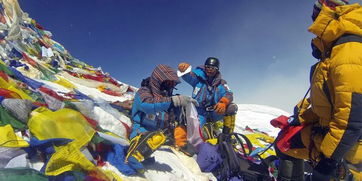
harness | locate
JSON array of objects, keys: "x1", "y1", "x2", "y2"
[
  {"x1": 323, "y1": 34, "x2": 362, "y2": 59},
  {"x1": 333, "y1": 34, "x2": 362, "y2": 46},
  {"x1": 195, "y1": 75, "x2": 218, "y2": 122}
]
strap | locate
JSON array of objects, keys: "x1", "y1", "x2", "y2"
[
  {"x1": 179, "y1": 106, "x2": 187, "y2": 126},
  {"x1": 233, "y1": 133, "x2": 253, "y2": 156},
  {"x1": 334, "y1": 34, "x2": 362, "y2": 47},
  {"x1": 346, "y1": 161, "x2": 362, "y2": 172}
]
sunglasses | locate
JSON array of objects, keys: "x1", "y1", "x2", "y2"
[{"x1": 205, "y1": 65, "x2": 218, "y2": 70}]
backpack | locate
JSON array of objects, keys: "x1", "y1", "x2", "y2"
[
  {"x1": 196, "y1": 142, "x2": 223, "y2": 172},
  {"x1": 197, "y1": 133, "x2": 276, "y2": 181}
]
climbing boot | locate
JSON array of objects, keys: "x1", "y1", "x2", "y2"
[{"x1": 125, "y1": 131, "x2": 167, "y2": 163}]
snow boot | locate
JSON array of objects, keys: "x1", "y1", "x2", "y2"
[{"x1": 125, "y1": 131, "x2": 167, "y2": 163}]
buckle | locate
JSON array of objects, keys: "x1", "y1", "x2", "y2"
[{"x1": 205, "y1": 106, "x2": 214, "y2": 112}]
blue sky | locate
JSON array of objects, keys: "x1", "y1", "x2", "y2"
[{"x1": 18, "y1": 0, "x2": 361, "y2": 112}]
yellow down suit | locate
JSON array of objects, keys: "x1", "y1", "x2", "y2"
[{"x1": 283, "y1": 4, "x2": 362, "y2": 179}]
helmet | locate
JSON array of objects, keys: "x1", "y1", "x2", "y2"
[{"x1": 204, "y1": 57, "x2": 220, "y2": 70}]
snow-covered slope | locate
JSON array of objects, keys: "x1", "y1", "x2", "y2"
[
  {"x1": 235, "y1": 104, "x2": 291, "y2": 137},
  {"x1": 119, "y1": 104, "x2": 289, "y2": 181},
  {"x1": 0, "y1": 0, "x2": 290, "y2": 180}
]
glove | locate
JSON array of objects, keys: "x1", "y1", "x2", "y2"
[
  {"x1": 178, "y1": 62, "x2": 190, "y2": 72},
  {"x1": 214, "y1": 97, "x2": 230, "y2": 115},
  {"x1": 172, "y1": 95, "x2": 198, "y2": 107},
  {"x1": 287, "y1": 115, "x2": 301, "y2": 126},
  {"x1": 312, "y1": 157, "x2": 338, "y2": 181}
]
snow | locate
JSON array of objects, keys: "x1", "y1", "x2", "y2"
[
  {"x1": 120, "y1": 103, "x2": 290, "y2": 181},
  {"x1": 0, "y1": 1, "x2": 294, "y2": 179},
  {"x1": 19, "y1": 71, "x2": 291, "y2": 180},
  {"x1": 35, "y1": 74, "x2": 290, "y2": 179},
  {"x1": 235, "y1": 104, "x2": 291, "y2": 137},
  {"x1": 7, "y1": 59, "x2": 287, "y2": 181}
]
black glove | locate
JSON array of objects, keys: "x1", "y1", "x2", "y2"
[
  {"x1": 287, "y1": 115, "x2": 301, "y2": 126},
  {"x1": 312, "y1": 157, "x2": 338, "y2": 181},
  {"x1": 289, "y1": 103, "x2": 302, "y2": 126}
]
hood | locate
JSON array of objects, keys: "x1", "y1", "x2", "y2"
[
  {"x1": 308, "y1": 3, "x2": 362, "y2": 44},
  {"x1": 149, "y1": 64, "x2": 180, "y2": 97}
]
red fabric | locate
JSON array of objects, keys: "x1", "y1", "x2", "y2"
[
  {"x1": 318, "y1": 0, "x2": 348, "y2": 9},
  {"x1": 32, "y1": 101, "x2": 48, "y2": 107},
  {"x1": 96, "y1": 155, "x2": 106, "y2": 167},
  {"x1": 38, "y1": 39, "x2": 50, "y2": 48},
  {"x1": 83, "y1": 115, "x2": 99, "y2": 129},
  {"x1": 0, "y1": 71, "x2": 9, "y2": 82},
  {"x1": 38, "y1": 86, "x2": 65, "y2": 101},
  {"x1": 95, "y1": 143, "x2": 111, "y2": 154},
  {"x1": 270, "y1": 115, "x2": 289, "y2": 130},
  {"x1": 120, "y1": 121, "x2": 131, "y2": 138},
  {"x1": 0, "y1": 88, "x2": 21, "y2": 98},
  {"x1": 245, "y1": 126, "x2": 254, "y2": 132},
  {"x1": 108, "y1": 78, "x2": 120, "y2": 87},
  {"x1": 64, "y1": 92, "x2": 77, "y2": 99},
  {"x1": 22, "y1": 53, "x2": 37, "y2": 67},
  {"x1": 65, "y1": 70, "x2": 79, "y2": 77},
  {"x1": 94, "y1": 71, "x2": 103, "y2": 76},
  {"x1": 272, "y1": 116, "x2": 306, "y2": 152},
  {"x1": 35, "y1": 22, "x2": 44, "y2": 30},
  {"x1": 82, "y1": 74, "x2": 104, "y2": 82},
  {"x1": 102, "y1": 89, "x2": 122, "y2": 96},
  {"x1": 0, "y1": 13, "x2": 6, "y2": 24},
  {"x1": 276, "y1": 125, "x2": 304, "y2": 152}
]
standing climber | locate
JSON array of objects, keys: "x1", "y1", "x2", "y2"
[{"x1": 275, "y1": 1, "x2": 362, "y2": 180}]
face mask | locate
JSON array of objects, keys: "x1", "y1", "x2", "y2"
[
  {"x1": 160, "y1": 80, "x2": 176, "y2": 96},
  {"x1": 311, "y1": 41, "x2": 321, "y2": 60}
]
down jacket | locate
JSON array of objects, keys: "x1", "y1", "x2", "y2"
[
  {"x1": 181, "y1": 66, "x2": 233, "y2": 126},
  {"x1": 307, "y1": 3, "x2": 362, "y2": 163},
  {"x1": 130, "y1": 65, "x2": 180, "y2": 139}
]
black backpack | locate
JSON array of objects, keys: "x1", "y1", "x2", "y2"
[{"x1": 214, "y1": 133, "x2": 276, "y2": 181}]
